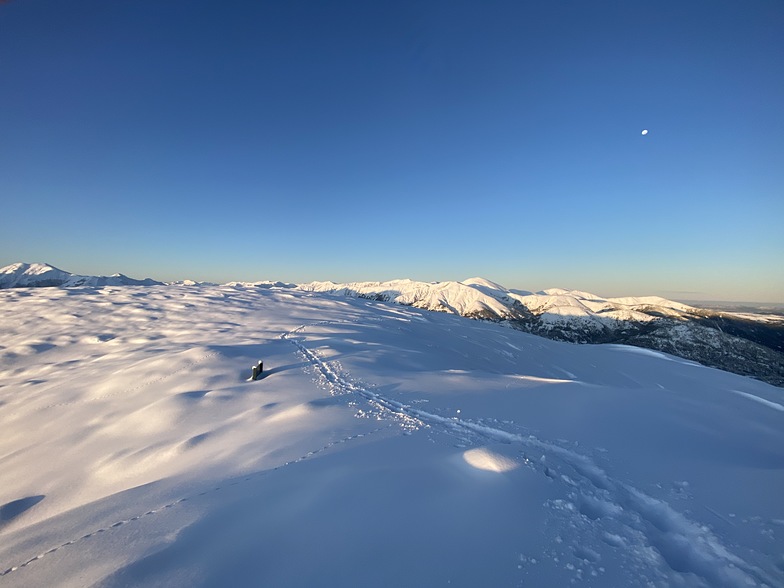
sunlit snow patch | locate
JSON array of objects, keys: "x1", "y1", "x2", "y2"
[
  {"x1": 730, "y1": 390, "x2": 784, "y2": 412},
  {"x1": 463, "y1": 447, "x2": 519, "y2": 473}
]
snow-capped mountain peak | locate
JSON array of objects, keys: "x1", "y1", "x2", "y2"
[
  {"x1": 300, "y1": 278, "x2": 519, "y2": 320},
  {"x1": 295, "y1": 277, "x2": 784, "y2": 386},
  {"x1": 301, "y1": 278, "x2": 691, "y2": 325},
  {"x1": 0, "y1": 262, "x2": 74, "y2": 288},
  {"x1": 0, "y1": 262, "x2": 163, "y2": 289}
]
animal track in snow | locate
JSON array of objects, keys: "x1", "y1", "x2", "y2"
[{"x1": 0, "y1": 424, "x2": 389, "y2": 578}]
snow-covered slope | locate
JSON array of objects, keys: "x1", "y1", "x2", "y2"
[
  {"x1": 299, "y1": 278, "x2": 698, "y2": 325},
  {"x1": 0, "y1": 263, "x2": 163, "y2": 289},
  {"x1": 0, "y1": 262, "x2": 75, "y2": 288},
  {"x1": 300, "y1": 278, "x2": 521, "y2": 320},
  {"x1": 0, "y1": 284, "x2": 782, "y2": 587},
  {"x1": 297, "y1": 278, "x2": 784, "y2": 386}
]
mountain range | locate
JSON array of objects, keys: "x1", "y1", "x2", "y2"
[
  {"x1": 3, "y1": 263, "x2": 782, "y2": 386},
  {"x1": 0, "y1": 262, "x2": 162, "y2": 288},
  {"x1": 300, "y1": 278, "x2": 784, "y2": 387}
]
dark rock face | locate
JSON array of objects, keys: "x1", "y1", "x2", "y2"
[{"x1": 507, "y1": 315, "x2": 784, "y2": 388}]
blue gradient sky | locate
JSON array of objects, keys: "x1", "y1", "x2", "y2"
[{"x1": 1, "y1": 1, "x2": 782, "y2": 301}]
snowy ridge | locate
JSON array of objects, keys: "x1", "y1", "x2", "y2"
[
  {"x1": 299, "y1": 278, "x2": 521, "y2": 320},
  {"x1": 0, "y1": 263, "x2": 162, "y2": 289},
  {"x1": 168, "y1": 279, "x2": 220, "y2": 287},
  {"x1": 0, "y1": 263, "x2": 74, "y2": 288},
  {"x1": 607, "y1": 296, "x2": 698, "y2": 313},
  {"x1": 222, "y1": 280, "x2": 296, "y2": 289},
  {"x1": 299, "y1": 277, "x2": 698, "y2": 325}
]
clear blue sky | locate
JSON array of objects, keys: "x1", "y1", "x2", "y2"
[{"x1": 1, "y1": 0, "x2": 782, "y2": 301}]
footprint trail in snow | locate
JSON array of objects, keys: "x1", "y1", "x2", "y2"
[{"x1": 284, "y1": 320, "x2": 781, "y2": 588}]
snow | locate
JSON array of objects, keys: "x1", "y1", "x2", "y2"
[
  {"x1": 0, "y1": 263, "x2": 73, "y2": 287},
  {"x1": 730, "y1": 390, "x2": 784, "y2": 412},
  {"x1": 509, "y1": 291, "x2": 697, "y2": 324},
  {"x1": 168, "y1": 280, "x2": 220, "y2": 287},
  {"x1": 7, "y1": 265, "x2": 779, "y2": 334},
  {"x1": 608, "y1": 296, "x2": 698, "y2": 313},
  {"x1": 722, "y1": 312, "x2": 784, "y2": 325},
  {"x1": 0, "y1": 284, "x2": 783, "y2": 587},
  {"x1": 461, "y1": 277, "x2": 509, "y2": 291},
  {"x1": 297, "y1": 278, "x2": 717, "y2": 328},
  {"x1": 0, "y1": 263, "x2": 163, "y2": 289},
  {"x1": 300, "y1": 278, "x2": 514, "y2": 319}
]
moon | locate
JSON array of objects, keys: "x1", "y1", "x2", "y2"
[{"x1": 641, "y1": 129, "x2": 649, "y2": 135}]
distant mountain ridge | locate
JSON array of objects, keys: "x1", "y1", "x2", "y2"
[
  {"x1": 0, "y1": 262, "x2": 163, "y2": 289},
  {"x1": 299, "y1": 278, "x2": 784, "y2": 387},
  {"x1": 299, "y1": 277, "x2": 699, "y2": 326},
  {"x1": 2, "y1": 263, "x2": 782, "y2": 386}
]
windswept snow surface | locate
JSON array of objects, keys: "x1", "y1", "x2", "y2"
[{"x1": 0, "y1": 285, "x2": 783, "y2": 587}]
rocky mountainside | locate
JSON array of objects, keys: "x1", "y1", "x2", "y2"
[
  {"x1": 0, "y1": 262, "x2": 163, "y2": 288},
  {"x1": 300, "y1": 278, "x2": 784, "y2": 387}
]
